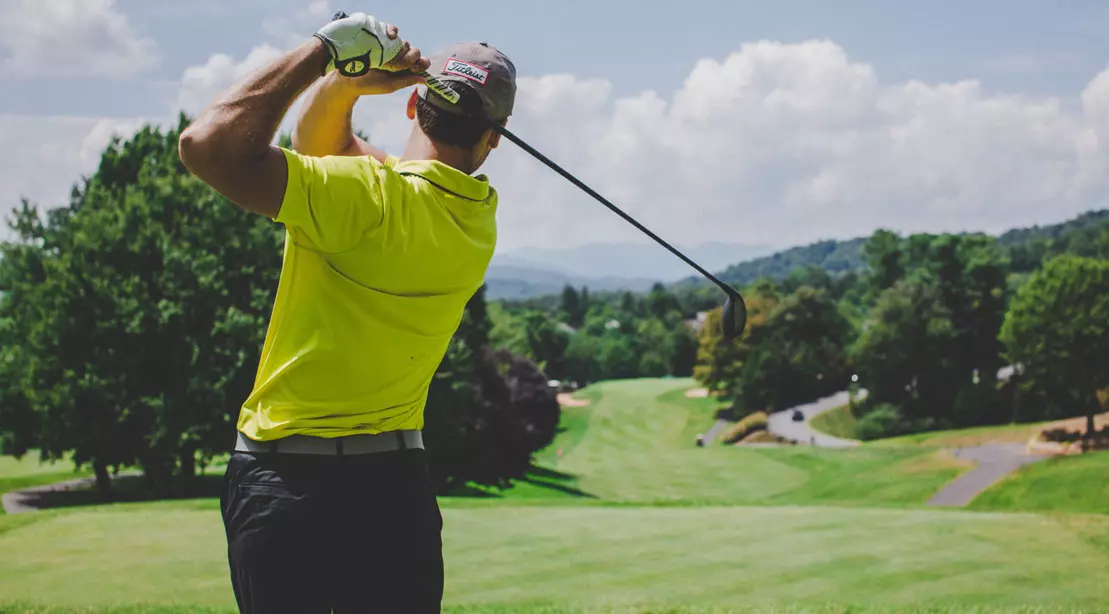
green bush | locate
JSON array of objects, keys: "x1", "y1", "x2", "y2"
[
  {"x1": 856, "y1": 404, "x2": 904, "y2": 441},
  {"x1": 719, "y1": 411, "x2": 769, "y2": 444}
]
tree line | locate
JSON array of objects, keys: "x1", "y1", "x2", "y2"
[
  {"x1": 489, "y1": 283, "x2": 700, "y2": 386},
  {"x1": 0, "y1": 120, "x2": 559, "y2": 497},
  {"x1": 693, "y1": 219, "x2": 1109, "y2": 444}
]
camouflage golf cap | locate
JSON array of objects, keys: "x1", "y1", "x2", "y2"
[{"x1": 418, "y1": 41, "x2": 517, "y2": 121}]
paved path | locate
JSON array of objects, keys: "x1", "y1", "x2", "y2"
[
  {"x1": 2, "y1": 471, "x2": 140, "y2": 514},
  {"x1": 766, "y1": 390, "x2": 864, "y2": 449},
  {"x1": 926, "y1": 444, "x2": 1047, "y2": 507},
  {"x1": 701, "y1": 418, "x2": 730, "y2": 444}
]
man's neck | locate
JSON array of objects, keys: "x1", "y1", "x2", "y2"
[{"x1": 400, "y1": 131, "x2": 476, "y2": 175}]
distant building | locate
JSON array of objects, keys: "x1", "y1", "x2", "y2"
[
  {"x1": 556, "y1": 322, "x2": 577, "y2": 335},
  {"x1": 684, "y1": 311, "x2": 709, "y2": 332}
]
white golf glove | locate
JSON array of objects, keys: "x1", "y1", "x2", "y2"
[{"x1": 314, "y1": 11, "x2": 404, "y2": 77}]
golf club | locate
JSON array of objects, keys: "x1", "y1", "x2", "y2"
[
  {"x1": 328, "y1": 13, "x2": 746, "y2": 340},
  {"x1": 420, "y1": 72, "x2": 748, "y2": 341}
]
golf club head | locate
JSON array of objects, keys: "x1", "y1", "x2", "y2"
[{"x1": 721, "y1": 290, "x2": 747, "y2": 342}]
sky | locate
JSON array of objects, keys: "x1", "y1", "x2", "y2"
[{"x1": 2, "y1": 0, "x2": 1109, "y2": 252}]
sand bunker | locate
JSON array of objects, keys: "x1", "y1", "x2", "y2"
[{"x1": 557, "y1": 392, "x2": 591, "y2": 407}]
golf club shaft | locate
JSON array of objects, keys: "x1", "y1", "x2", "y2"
[
  {"x1": 419, "y1": 71, "x2": 738, "y2": 298},
  {"x1": 492, "y1": 125, "x2": 736, "y2": 297}
]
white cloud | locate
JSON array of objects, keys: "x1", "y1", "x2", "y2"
[
  {"x1": 0, "y1": 115, "x2": 152, "y2": 238},
  {"x1": 194, "y1": 39, "x2": 1109, "y2": 252},
  {"x1": 176, "y1": 45, "x2": 285, "y2": 115},
  {"x1": 468, "y1": 40, "x2": 1109, "y2": 250},
  {"x1": 0, "y1": 0, "x2": 157, "y2": 77},
  {"x1": 14, "y1": 38, "x2": 1109, "y2": 256}
]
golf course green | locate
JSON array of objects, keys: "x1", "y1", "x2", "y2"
[{"x1": 2, "y1": 378, "x2": 1107, "y2": 613}]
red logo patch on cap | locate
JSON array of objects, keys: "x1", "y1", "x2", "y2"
[{"x1": 443, "y1": 58, "x2": 489, "y2": 85}]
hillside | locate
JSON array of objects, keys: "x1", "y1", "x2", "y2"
[
  {"x1": 484, "y1": 263, "x2": 658, "y2": 299},
  {"x1": 493, "y1": 241, "x2": 775, "y2": 281},
  {"x1": 671, "y1": 208, "x2": 1108, "y2": 292},
  {"x1": 484, "y1": 209, "x2": 1108, "y2": 300}
]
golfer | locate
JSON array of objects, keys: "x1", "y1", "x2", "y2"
[{"x1": 178, "y1": 11, "x2": 516, "y2": 613}]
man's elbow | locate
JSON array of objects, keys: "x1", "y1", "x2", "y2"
[{"x1": 177, "y1": 127, "x2": 208, "y2": 176}]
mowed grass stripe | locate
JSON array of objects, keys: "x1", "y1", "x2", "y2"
[
  {"x1": 536, "y1": 378, "x2": 972, "y2": 508},
  {"x1": 2, "y1": 504, "x2": 1107, "y2": 610},
  {"x1": 550, "y1": 379, "x2": 806, "y2": 504}
]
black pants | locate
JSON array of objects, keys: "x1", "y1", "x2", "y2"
[{"x1": 220, "y1": 447, "x2": 444, "y2": 613}]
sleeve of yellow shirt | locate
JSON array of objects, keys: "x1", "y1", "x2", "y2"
[{"x1": 274, "y1": 148, "x2": 388, "y2": 253}]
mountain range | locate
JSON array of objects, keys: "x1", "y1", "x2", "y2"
[
  {"x1": 485, "y1": 209, "x2": 1109, "y2": 300},
  {"x1": 485, "y1": 242, "x2": 776, "y2": 299}
]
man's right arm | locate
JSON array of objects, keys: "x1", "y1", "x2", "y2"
[{"x1": 291, "y1": 72, "x2": 390, "y2": 162}]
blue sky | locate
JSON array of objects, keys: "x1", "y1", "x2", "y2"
[{"x1": 2, "y1": 0, "x2": 1108, "y2": 251}]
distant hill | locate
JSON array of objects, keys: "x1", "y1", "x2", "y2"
[
  {"x1": 484, "y1": 264, "x2": 658, "y2": 299},
  {"x1": 488, "y1": 209, "x2": 1108, "y2": 300},
  {"x1": 672, "y1": 208, "x2": 1107, "y2": 291},
  {"x1": 493, "y1": 241, "x2": 775, "y2": 281},
  {"x1": 996, "y1": 209, "x2": 1109, "y2": 246},
  {"x1": 714, "y1": 238, "x2": 868, "y2": 288}
]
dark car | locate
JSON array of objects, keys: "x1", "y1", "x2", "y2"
[{"x1": 791, "y1": 410, "x2": 804, "y2": 422}]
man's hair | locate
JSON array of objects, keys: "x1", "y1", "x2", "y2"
[{"x1": 415, "y1": 95, "x2": 490, "y2": 149}]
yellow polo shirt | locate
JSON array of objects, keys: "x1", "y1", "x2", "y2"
[{"x1": 236, "y1": 148, "x2": 497, "y2": 441}]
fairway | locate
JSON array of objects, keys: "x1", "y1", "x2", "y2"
[
  {"x1": 518, "y1": 379, "x2": 970, "y2": 508},
  {"x1": 2, "y1": 501, "x2": 1108, "y2": 612},
  {"x1": 3, "y1": 378, "x2": 1108, "y2": 612}
]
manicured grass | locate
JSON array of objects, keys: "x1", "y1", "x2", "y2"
[
  {"x1": 1, "y1": 501, "x2": 1107, "y2": 612},
  {"x1": 498, "y1": 378, "x2": 969, "y2": 508},
  {"x1": 871, "y1": 421, "x2": 1049, "y2": 448},
  {"x1": 7, "y1": 378, "x2": 1109, "y2": 612},
  {"x1": 4, "y1": 605, "x2": 1103, "y2": 614},
  {"x1": 809, "y1": 404, "x2": 858, "y2": 440},
  {"x1": 972, "y1": 450, "x2": 1109, "y2": 514}
]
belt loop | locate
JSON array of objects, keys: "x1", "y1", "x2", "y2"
[
  {"x1": 396, "y1": 431, "x2": 407, "y2": 450},
  {"x1": 336, "y1": 439, "x2": 344, "y2": 458}
]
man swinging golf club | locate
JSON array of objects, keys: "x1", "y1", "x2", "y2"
[{"x1": 179, "y1": 10, "x2": 516, "y2": 613}]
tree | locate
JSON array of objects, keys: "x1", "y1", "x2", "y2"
[
  {"x1": 863, "y1": 229, "x2": 904, "y2": 296},
  {"x1": 738, "y1": 286, "x2": 854, "y2": 412},
  {"x1": 644, "y1": 282, "x2": 682, "y2": 320},
  {"x1": 559, "y1": 285, "x2": 586, "y2": 328},
  {"x1": 424, "y1": 286, "x2": 562, "y2": 491},
  {"x1": 521, "y1": 312, "x2": 570, "y2": 379},
  {"x1": 563, "y1": 333, "x2": 602, "y2": 385},
  {"x1": 0, "y1": 119, "x2": 283, "y2": 495},
  {"x1": 693, "y1": 290, "x2": 778, "y2": 396},
  {"x1": 1000, "y1": 255, "x2": 1109, "y2": 450},
  {"x1": 598, "y1": 335, "x2": 639, "y2": 380},
  {"x1": 850, "y1": 279, "x2": 958, "y2": 436}
]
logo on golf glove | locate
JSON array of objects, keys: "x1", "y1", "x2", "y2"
[{"x1": 314, "y1": 11, "x2": 403, "y2": 77}]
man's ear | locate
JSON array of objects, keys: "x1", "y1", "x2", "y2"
[
  {"x1": 406, "y1": 89, "x2": 418, "y2": 120},
  {"x1": 487, "y1": 119, "x2": 507, "y2": 149}
]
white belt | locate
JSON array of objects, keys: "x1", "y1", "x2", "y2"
[{"x1": 234, "y1": 430, "x2": 424, "y2": 455}]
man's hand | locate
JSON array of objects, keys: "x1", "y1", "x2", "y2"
[
  {"x1": 315, "y1": 11, "x2": 408, "y2": 77},
  {"x1": 349, "y1": 37, "x2": 432, "y2": 94},
  {"x1": 291, "y1": 22, "x2": 430, "y2": 159}
]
